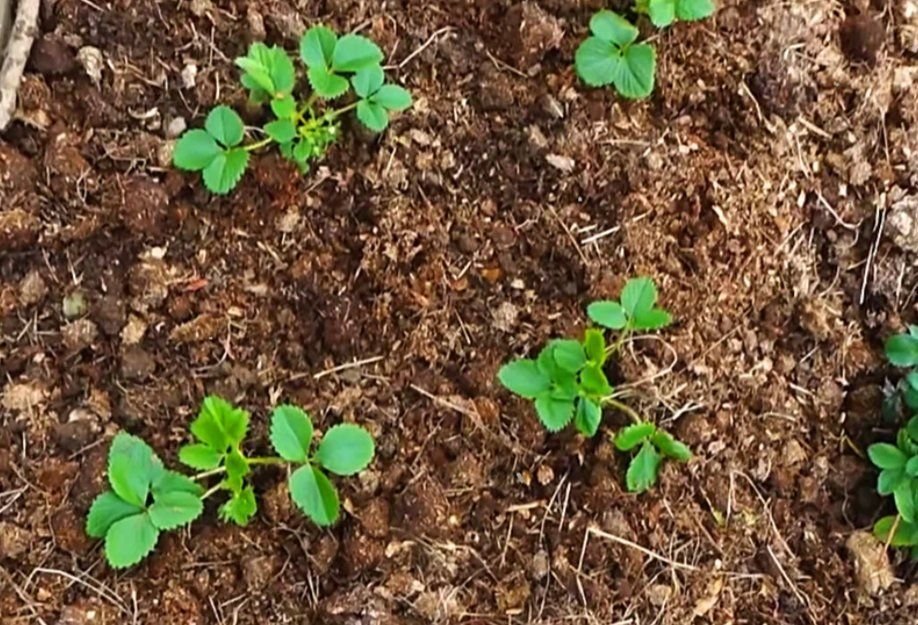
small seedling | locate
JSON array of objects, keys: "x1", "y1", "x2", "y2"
[
  {"x1": 498, "y1": 276, "x2": 691, "y2": 492},
  {"x1": 173, "y1": 27, "x2": 412, "y2": 194},
  {"x1": 86, "y1": 396, "x2": 374, "y2": 568},
  {"x1": 869, "y1": 327, "x2": 918, "y2": 559},
  {"x1": 574, "y1": 2, "x2": 716, "y2": 99}
]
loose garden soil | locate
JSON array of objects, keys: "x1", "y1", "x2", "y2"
[{"x1": 2, "y1": 0, "x2": 918, "y2": 623}]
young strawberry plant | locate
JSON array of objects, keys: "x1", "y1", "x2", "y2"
[
  {"x1": 575, "y1": 2, "x2": 716, "y2": 99},
  {"x1": 86, "y1": 396, "x2": 374, "y2": 568},
  {"x1": 173, "y1": 26, "x2": 412, "y2": 194},
  {"x1": 498, "y1": 276, "x2": 691, "y2": 492},
  {"x1": 869, "y1": 327, "x2": 918, "y2": 559}
]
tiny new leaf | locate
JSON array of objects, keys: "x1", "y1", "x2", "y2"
[{"x1": 627, "y1": 441, "x2": 662, "y2": 493}]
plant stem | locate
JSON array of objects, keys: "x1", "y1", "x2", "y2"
[
  {"x1": 247, "y1": 456, "x2": 287, "y2": 466},
  {"x1": 884, "y1": 514, "x2": 901, "y2": 551},
  {"x1": 193, "y1": 467, "x2": 226, "y2": 481},
  {"x1": 602, "y1": 397, "x2": 645, "y2": 425},
  {"x1": 201, "y1": 484, "x2": 223, "y2": 500},
  {"x1": 243, "y1": 137, "x2": 273, "y2": 152}
]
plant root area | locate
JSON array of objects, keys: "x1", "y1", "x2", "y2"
[{"x1": 2, "y1": 1, "x2": 918, "y2": 623}]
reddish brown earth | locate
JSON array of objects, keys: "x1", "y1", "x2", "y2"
[{"x1": 2, "y1": 0, "x2": 918, "y2": 623}]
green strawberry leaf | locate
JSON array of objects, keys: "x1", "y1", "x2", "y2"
[
  {"x1": 647, "y1": 0, "x2": 676, "y2": 27},
  {"x1": 498, "y1": 359, "x2": 551, "y2": 399},
  {"x1": 887, "y1": 334, "x2": 918, "y2": 367},
  {"x1": 874, "y1": 515, "x2": 918, "y2": 547},
  {"x1": 589, "y1": 10, "x2": 638, "y2": 46},
  {"x1": 372, "y1": 85, "x2": 412, "y2": 111},
  {"x1": 270, "y1": 405, "x2": 314, "y2": 463},
  {"x1": 219, "y1": 486, "x2": 257, "y2": 526},
  {"x1": 265, "y1": 119, "x2": 297, "y2": 143},
  {"x1": 86, "y1": 491, "x2": 142, "y2": 538},
  {"x1": 574, "y1": 397, "x2": 603, "y2": 437},
  {"x1": 613, "y1": 43, "x2": 656, "y2": 100},
  {"x1": 352, "y1": 66, "x2": 385, "y2": 98},
  {"x1": 551, "y1": 339, "x2": 587, "y2": 373},
  {"x1": 202, "y1": 148, "x2": 249, "y2": 195},
  {"x1": 621, "y1": 277, "x2": 658, "y2": 318},
  {"x1": 235, "y1": 43, "x2": 295, "y2": 97},
  {"x1": 316, "y1": 424, "x2": 375, "y2": 476},
  {"x1": 108, "y1": 433, "x2": 158, "y2": 507},
  {"x1": 907, "y1": 456, "x2": 918, "y2": 477},
  {"x1": 580, "y1": 364, "x2": 613, "y2": 397},
  {"x1": 152, "y1": 470, "x2": 203, "y2": 497},
  {"x1": 148, "y1": 491, "x2": 203, "y2": 531},
  {"x1": 615, "y1": 422, "x2": 657, "y2": 451},
  {"x1": 878, "y1": 468, "x2": 906, "y2": 496},
  {"x1": 587, "y1": 300, "x2": 628, "y2": 330},
  {"x1": 868, "y1": 443, "x2": 907, "y2": 470},
  {"x1": 676, "y1": 0, "x2": 716, "y2": 21},
  {"x1": 651, "y1": 430, "x2": 692, "y2": 461},
  {"x1": 223, "y1": 449, "x2": 250, "y2": 494},
  {"x1": 300, "y1": 26, "x2": 337, "y2": 68},
  {"x1": 583, "y1": 328, "x2": 607, "y2": 365},
  {"x1": 332, "y1": 35, "x2": 383, "y2": 72},
  {"x1": 104, "y1": 512, "x2": 159, "y2": 569},
  {"x1": 178, "y1": 443, "x2": 222, "y2": 470},
  {"x1": 631, "y1": 308, "x2": 672, "y2": 331},
  {"x1": 575, "y1": 37, "x2": 619, "y2": 87},
  {"x1": 356, "y1": 99, "x2": 389, "y2": 132},
  {"x1": 173, "y1": 129, "x2": 220, "y2": 171},
  {"x1": 535, "y1": 392, "x2": 575, "y2": 432},
  {"x1": 289, "y1": 465, "x2": 340, "y2": 526},
  {"x1": 205, "y1": 106, "x2": 245, "y2": 148},
  {"x1": 894, "y1": 481, "x2": 917, "y2": 523},
  {"x1": 308, "y1": 66, "x2": 350, "y2": 99},
  {"x1": 270, "y1": 95, "x2": 297, "y2": 119},
  {"x1": 909, "y1": 416, "x2": 918, "y2": 443},
  {"x1": 626, "y1": 441, "x2": 662, "y2": 493}
]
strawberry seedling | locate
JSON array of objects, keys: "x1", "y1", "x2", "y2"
[
  {"x1": 869, "y1": 327, "x2": 918, "y2": 559},
  {"x1": 498, "y1": 276, "x2": 691, "y2": 492},
  {"x1": 173, "y1": 26, "x2": 412, "y2": 194},
  {"x1": 575, "y1": 2, "x2": 716, "y2": 99},
  {"x1": 86, "y1": 396, "x2": 374, "y2": 568}
]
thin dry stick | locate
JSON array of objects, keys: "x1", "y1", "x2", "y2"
[
  {"x1": 309, "y1": 355, "x2": 383, "y2": 381},
  {"x1": 0, "y1": 0, "x2": 40, "y2": 130},
  {"x1": 587, "y1": 526, "x2": 700, "y2": 571},
  {"x1": 394, "y1": 26, "x2": 454, "y2": 69}
]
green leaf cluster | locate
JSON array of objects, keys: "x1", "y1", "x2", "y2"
[
  {"x1": 269, "y1": 405, "x2": 375, "y2": 526},
  {"x1": 587, "y1": 276, "x2": 672, "y2": 332},
  {"x1": 173, "y1": 25, "x2": 412, "y2": 194},
  {"x1": 614, "y1": 422, "x2": 691, "y2": 492},
  {"x1": 575, "y1": 1, "x2": 716, "y2": 99},
  {"x1": 86, "y1": 433, "x2": 203, "y2": 568}
]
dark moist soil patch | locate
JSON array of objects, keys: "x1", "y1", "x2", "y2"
[{"x1": 2, "y1": 0, "x2": 918, "y2": 623}]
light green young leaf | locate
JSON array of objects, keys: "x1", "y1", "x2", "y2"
[
  {"x1": 551, "y1": 340, "x2": 587, "y2": 373},
  {"x1": 104, "y1": 512, "x2": 159, "y2": 569},
  {"x1": 878, "y1": 468, "x2": 906, "y2": 496},
  {"x1": 86, "y1": 491, "x2": 142, "y2": 538},
  {"x1": 631, "y1": 308, "x2": 672, "y2": 330},
  {"x1": 575, "y1": 37, "x2": 619, "y2": 87},
  {"x1": 868, "y1": 443, "x2": 907, "y2": 470},
  {"x1": 223, "y1": 449, "x2": 250, "y2": 493},
  {"x1": 352, "y1": 66, "x2": 385, "y2": 98},
  {"x1": 152, "y1": 470, "x2": 203, "y2": 497},
  {"x1": 148, "y1": 491, "x2": 203, "y2": 531},
  {"x1": 372, "y1": 85, "x2": 412, "y2": 111},
  {"x1": 676, "y1": 0, "x2": 716, "y2": 21},
  {"x1": 874, "y1": 515, "x2": 918, "y2": 547},
  {"x1": 178, "y1": 443, "x2": 222, "y2": 470},
  {"x1": 907, "y1": 456, "x2": 918, "y2": 477},
  {"x1": 615, "y1": 422, "x2": 657, "y2": 451},
  {"x1": 308, "y1": 66, "x2": 350, "y2": 99},
  {"x1": 535, "y1": 393, "x2": 575, "y2": 432},
  {"x1": 300, "y1": 26, "x2": 338, "y2": 68},
  {"x1": 202, "y1": 148, "x2": 249, "y2": 195},
  {"x1": 626, "y1": 441, "x2": 662, "y2": 493},
  {"x1": 886, "y1": 334, "x2": 918, "y2": 367},
  {"x1": 108, "y1": 433, "x2": 158, "y2": 507},
  {"x1": 265, "y1": 119, "x2": 297, "y2": 143},
  {"x1": 613, "y1": 43, "x2": 656, "y2": 100},
  {"x1": 271, "y1": 96, "x2": 296, "y2": 119},
  {"x1": 190, "y1": 396, "x2": 233, "y2": 450},
  {"x1": 583, "y1": 328, "x2": 607, "y2": 365},
  {"x1": 909, "y1": 417, "x2": 918, "y2": 444},
  {"x1": 647, "y1": 0, "x2": 676, "y2": 27},
  {"x1": 498, "y1": 359, "x2": 551, "y2": 399},
  {"x1": 270, "y1": 405, "x2": 314, "y2": 463},
  {"x1": 574, "y1": 398, "x2": 602, "y2": 437},
  {"x1": 651, "y1": 430, "x2": 692, "y2": 461},
  {"x1": 621, "y1": 277, "x2": 658, "y2": 318},
  {"x1": 235, "y1": 43, "x2": 295, "y2": 97},
  {"x1": 173, "y1": 130, "x2": 220, "y2": 171},
  {"x1": 588, "y1": 300, "x2": 628, "y2": 330},
  {"x1": 316, "y1": 424, "x2": 375, "y2": 476},
  {"x1": 580, "y1": 364, "x2": 613, "y2": 397},
  {"x1": 219, "y1": 486, "x2": 257, "y2": 526},
  {"x1": 332, "y1": 34, "x2": 383, "y2": 72},
  {"x1": 589, "y1": 10, "x2": 638, "y2": 46},
  {"x1": 356, "y1": 100, "x2": 389, "y2": 132},
  {"x1": 894, "y1": 481, "x2": 917, "y2": 523},
  {"x1": 205, "y1": 106, "x2": 245, "y2": 148},
  {"x1": 289, "y1": 465, "x2": 340, "y2": 526}
]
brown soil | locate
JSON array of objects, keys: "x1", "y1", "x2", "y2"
[{"x1": 2, "y1": 0, "x2": 918, "y2": 623}]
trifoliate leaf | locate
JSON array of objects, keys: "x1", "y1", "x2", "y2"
[
  {"x1": 583, "y1": 329, "x2": 607, "y2": 365},
  {"x1": 289, "y1": 465, "x2": 340, "y2": 526},
  {"x1": 878, "y1": 468, "x2": 906, "y2": 496},
  {"x1": 190, "y1": 396, "x2": 232, "y2": 451},
  {"x1": 551, "y1": 340, "x2": 587, "y2": 373},
  {"x1": 580, "y1": 364, "x2": 613, "y2": 397},
  {"x1": 588, "y1": 301, "x2": 628, "y2": 330},
  {"x1": 574, "y1": 398, "x2": 602, "y2": 437},
  {"x1": 202, "y1": 148, "x2": 249, "y2": 195},
  {"x1": 651, "y1": 431, "x2": 692, "y2": 461},
  {"x1": 498, "y1": 359, "x2": 552, "y2": 399},
  {"x1": 108, "y1": 433, "x2": 158, "y2": 507},
  {"x1": 205, "y1": 106, "x2": 245, "y2": 148},
  {"x1": 626, "y1": 441, "x2": 661, "y2": 493},
  {"x1": 874, "y1": 515, "x2": 918, "y2": 547},
  {"x1": 612, "y1": 43, "x2": 656, "y2": 99},
  {"x1": 632, "y1": 308, "x2": 672, "y2": 330},
  {"x1": 332, "y1": 35, "x2": 383, "y2": 72},
  {"x1": 152, "y1": 470, "x2": 203, "y2": 497},
  {"x1": 265, "y1": 119, "x2": 297, "y2": 143},
  {"x1": 104, "y1": 512, "x2": 159, "y2": 569},
  {"x1": 372, "y1": 85, "x2": 412, "y2": 111},
  {"x1": 316, "y1": 424, "x2": 375, "y2": 476},
  {"x1": 589, "y1": 10, "x2": 638, "y2": 46},
  {"x1": 236, "y1": 55, "x2": 274, "y2": 94},
  {"x1": 868, "y1": 443, "x2": 907, "y2": 470},
  {"x1": 535, "y1": 392, "x2": 575, "y2": 432},
  {"x1": 270, "y1": 405, "x2": 314, "y2": 463},
  {"x1": 676, "y1": 0, "x2": 716, "y2": 21},
  {"x1": 173, "y1": 129, "x2": 220, "y2": 171},
  {"x1": 178, "y1": 443, "x2": 222, "y2": 470},
  {"x1": 300, "y1": 26, "x2": 337, "y2": 68},
  {"x1": 575, "y1": 37, "x2": 619, "y2": 87},
  {"x1": 219, "y1": 486, "x2": 257, "y2": 526},
  {"x1": 235, "y1": 43, "x2": 295, "y2": 97},
  {"x1": 356, "y1": 99, "x2": 389, "y2": 132},
  {"x1": 86, "y1": 491, "x2": 142, "y2": 538},
  {"x1": 352, "y1": 66, "x2": 384, "y2": 98},
  {"x1": 615, "y1": 422, "x2": 657, "y2": 451},
  {"x1": 894, "y1": 481, "x2": 917, "y2": 523},
  {"x1": 308, "y1": 66, "x2": 350, "y2": 99},
  {"x1": 886, "y1": 334, "x2": 918, "y2": 367},
  {"x1": 148, "y1": 491, "x2": 203, "y2": 531},
  {"x1": 270, "y1": 95, "x2": 297, "y2": 119}
]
